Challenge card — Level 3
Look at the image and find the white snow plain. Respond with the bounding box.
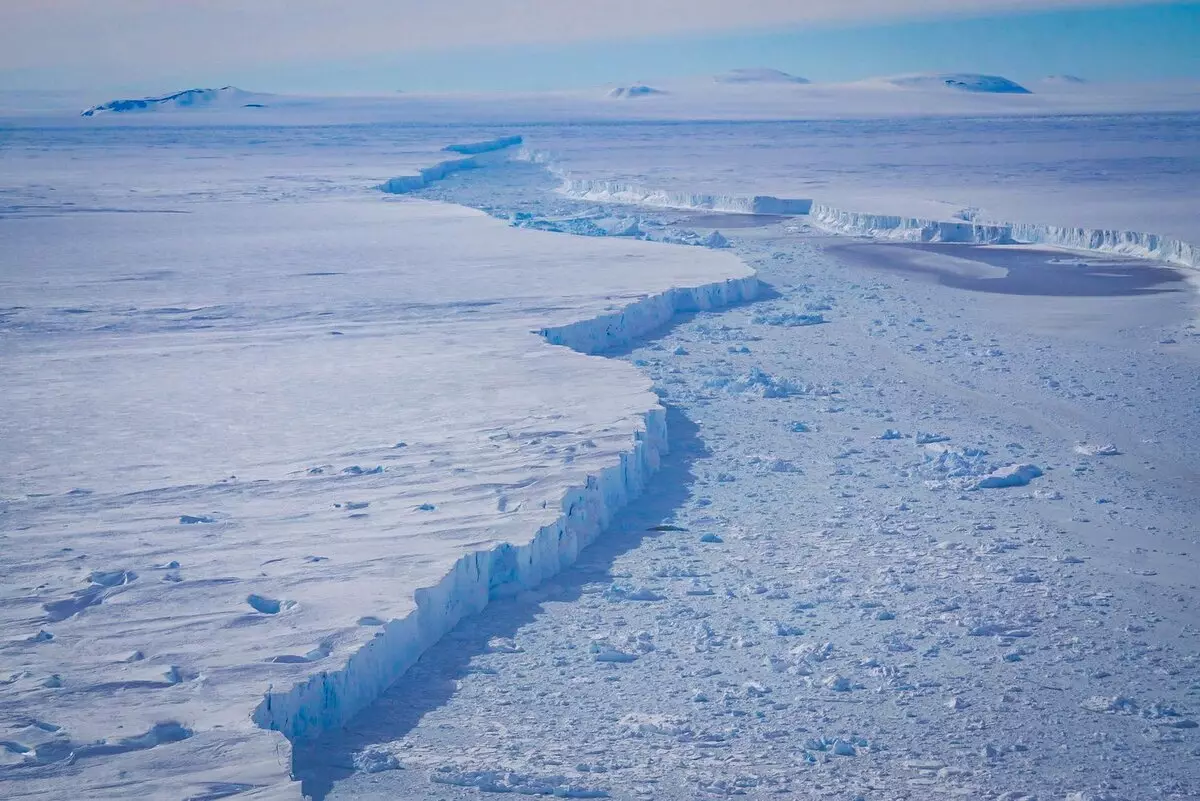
[2,79,1199,800]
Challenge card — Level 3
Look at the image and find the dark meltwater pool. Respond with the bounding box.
[823,241,1188,298]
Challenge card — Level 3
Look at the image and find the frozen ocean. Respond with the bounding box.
[1,80,1199,801]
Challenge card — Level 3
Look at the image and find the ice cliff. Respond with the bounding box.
[809,203,1200,270]
[561,177,813,215]
[520,147,1199,271]
[253,156,760,762]
[443,135,524,155]
[881,73,1033,94]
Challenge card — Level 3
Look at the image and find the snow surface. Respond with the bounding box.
[3,85,1199,800]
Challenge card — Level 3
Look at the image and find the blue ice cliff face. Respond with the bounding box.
[253,146,759,744]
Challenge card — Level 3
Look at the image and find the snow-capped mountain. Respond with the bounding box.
[877,73,1033,94]
[607,84,666,99]
[713,67,810,84]
[81,86,268,116]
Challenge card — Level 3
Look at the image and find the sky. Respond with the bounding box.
[0,1,1196,95]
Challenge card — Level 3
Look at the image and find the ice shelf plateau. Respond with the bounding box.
[0,139,755,799]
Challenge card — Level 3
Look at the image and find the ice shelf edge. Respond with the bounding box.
[522,147,1199,271]
[249,273,760,772]
[807,203,1200,270]
[378,137,524,194]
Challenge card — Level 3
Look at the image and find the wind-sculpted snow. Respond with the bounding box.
[253,407,670,742]
[809,203,1200,270]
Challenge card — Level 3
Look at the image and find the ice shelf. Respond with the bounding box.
[0,141,755,799]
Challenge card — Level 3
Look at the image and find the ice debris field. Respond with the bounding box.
[1,77,1199,801]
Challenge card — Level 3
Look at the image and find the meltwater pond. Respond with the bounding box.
[825,241,1191,298]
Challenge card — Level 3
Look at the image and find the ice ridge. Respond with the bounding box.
[252,273,759,756]
[443,135,524,155]
[378,136,524,193]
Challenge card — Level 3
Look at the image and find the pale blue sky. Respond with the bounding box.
[252,3,1200,93]
[0,1,1196,94]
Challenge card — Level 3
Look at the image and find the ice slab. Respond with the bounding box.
[0,189,753,798]
[12,77,1200,123]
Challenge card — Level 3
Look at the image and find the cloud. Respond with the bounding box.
[0,0,1178,77]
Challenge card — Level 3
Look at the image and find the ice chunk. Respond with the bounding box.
[975,464,1044,489]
